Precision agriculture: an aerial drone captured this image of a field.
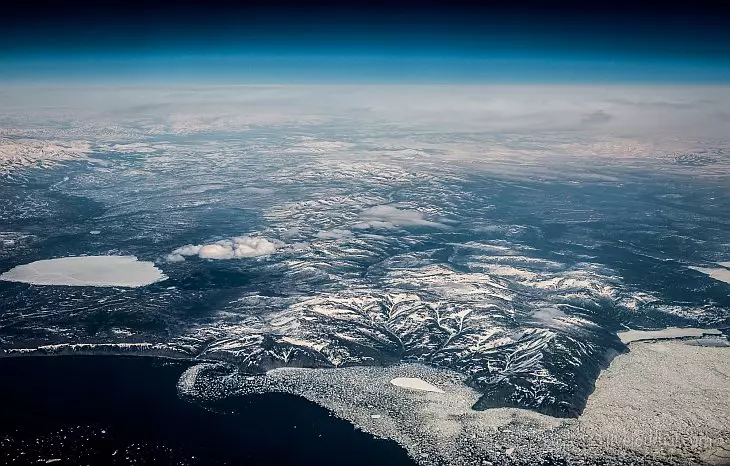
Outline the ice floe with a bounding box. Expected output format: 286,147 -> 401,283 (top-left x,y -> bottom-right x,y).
618,327 -> 721,344
0,255 -> 167,287
690,265 -> 730,285
390,377 -> 445,393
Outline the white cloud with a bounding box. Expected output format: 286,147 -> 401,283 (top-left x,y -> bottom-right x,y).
4,85 -> 730,172
354,205 -> 445,230
316,229 -> 354,240
165,253 -> 186,263
167,236 -> 283,262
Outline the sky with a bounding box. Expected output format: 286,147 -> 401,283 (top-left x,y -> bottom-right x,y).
1,1 -> 730,84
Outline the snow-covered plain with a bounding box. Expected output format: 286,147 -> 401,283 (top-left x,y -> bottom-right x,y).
0,256 -> 167,287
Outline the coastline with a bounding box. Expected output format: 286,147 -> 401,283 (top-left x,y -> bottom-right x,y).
179,330 -> 730,465
2,328 -> 728,464
0,355 -> 415,466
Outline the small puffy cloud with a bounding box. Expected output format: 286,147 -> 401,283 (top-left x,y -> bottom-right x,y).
316,229 -> 354,240
170,244 -> 204,257
198,244 -> 237,259
354,205 -> 445,230
167,236 -> 282,262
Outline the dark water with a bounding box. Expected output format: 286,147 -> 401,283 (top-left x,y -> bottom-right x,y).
0,356 -> 415,465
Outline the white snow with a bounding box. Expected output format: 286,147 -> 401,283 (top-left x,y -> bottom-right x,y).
690,265 -> 730,285
0,255 -> 167,287
390,377 -> 445,393
618,327 -> 721,344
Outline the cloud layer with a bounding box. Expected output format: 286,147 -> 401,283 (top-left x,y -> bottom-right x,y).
353,205 -> 445,230
167,236 -> 282,262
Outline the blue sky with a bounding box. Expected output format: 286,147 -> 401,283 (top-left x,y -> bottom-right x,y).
2,3 -> 729,84
4,54 -> 729,85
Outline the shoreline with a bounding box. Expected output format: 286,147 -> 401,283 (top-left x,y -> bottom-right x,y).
0,356 -> 414,466
2,328 -> 729,464
178,330 -> 730,465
